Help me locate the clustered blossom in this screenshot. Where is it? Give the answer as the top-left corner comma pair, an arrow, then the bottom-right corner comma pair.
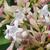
0,0 -> 50,50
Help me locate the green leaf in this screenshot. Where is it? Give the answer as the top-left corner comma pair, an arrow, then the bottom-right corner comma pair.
0,0 -> 3,6
0,36 -> 10,45
0,43 -> 16,50
0,43 -> 10,50
0,23 -> 10,45
7,0 -> 15,6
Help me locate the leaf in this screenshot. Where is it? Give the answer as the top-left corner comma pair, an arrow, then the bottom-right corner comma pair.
7,0 -> 15,6
0,36 -> 10,45
0,43 -> 16,50
0,23 -> 10,36
0,0 -> 3,6
0,23 -> 10,45
0,43 -> 10,50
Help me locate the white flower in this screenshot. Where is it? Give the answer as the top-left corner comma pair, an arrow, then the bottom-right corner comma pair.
13,20 -> 19,27
14,8 -> 25,22
23,7 -> 31,14
21,31 -> 28,38
45,16 -> 50,23
5,25 -> 23,41
40,4 -> 49,16
5,34 -> 11,40
5,23 -> 28,45
39,4 -> 50,24
46,43 -> 50,50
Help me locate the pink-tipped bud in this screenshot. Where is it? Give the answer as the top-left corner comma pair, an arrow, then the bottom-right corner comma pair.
23,0 -> 29,4
0,6 -> 3,16
48,34 -> 50,39
47,25 -> 50,30
40,0 -> 47,3
17,46 -> 24,50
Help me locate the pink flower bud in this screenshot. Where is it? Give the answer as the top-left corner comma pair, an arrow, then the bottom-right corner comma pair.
40,0 -> 47,3
47,25 -> 50,30
23,0 -> 29,3
17,46 -> 24,50
48,0 -> 50,2
48,34 -> 50,39
0,6 -> 3,16
38,0 -> 48,6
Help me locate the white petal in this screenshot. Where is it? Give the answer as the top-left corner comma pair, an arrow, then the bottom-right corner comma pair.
22,31 -> 28,38
13,36 -> 17,41
40,4 -> 49,16
5,34 -> 11,40
6,25 -> 13,29
42,5 -> 48,11
45,16 -> 50,23
46,43 -> 50,49
13,20 -> 18,27
17,28 -> 23,33
16,38 -> 22,43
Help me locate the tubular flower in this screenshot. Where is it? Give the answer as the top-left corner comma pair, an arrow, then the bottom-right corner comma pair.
1,0 -> 50,50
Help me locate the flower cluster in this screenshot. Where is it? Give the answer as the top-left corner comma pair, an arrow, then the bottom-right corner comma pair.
0,0 -> 50,50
